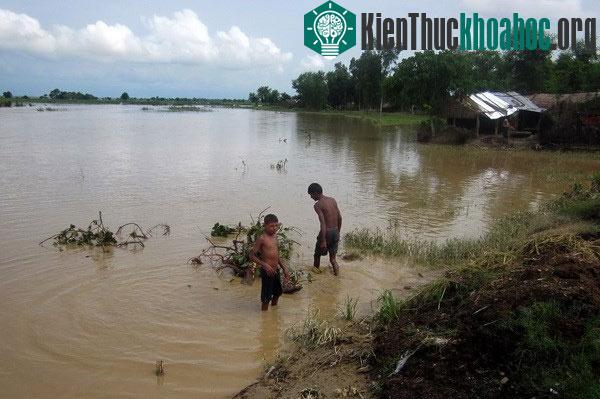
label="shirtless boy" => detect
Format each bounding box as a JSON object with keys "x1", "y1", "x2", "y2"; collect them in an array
[
  {"x1": 249, "y1": 214, "x2": 290, "y2": 311},
  {"x1": 307, "y1": 183, "x2": 342, "y2": 275}
]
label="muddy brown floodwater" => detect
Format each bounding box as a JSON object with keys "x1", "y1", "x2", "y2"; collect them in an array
[{"x1": 0, "y1": 105, "x2": 597, "y2": 398}]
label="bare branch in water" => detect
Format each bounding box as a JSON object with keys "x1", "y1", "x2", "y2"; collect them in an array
[
  {"x1": 116, "y1": 223, "x2": 148, "y2": 239},
  {"x1": 147, "y1": 224, "x2": 171, "y2": 236}
]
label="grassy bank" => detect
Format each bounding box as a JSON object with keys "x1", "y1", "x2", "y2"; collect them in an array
[
  {"x1": 303, "y1": 110, "x2": 428, "y2": 126},
  {"x1": 253, "y1": 105, "x2": 427, "y2": 127},
  {"x1": 365, "y1": 173, "x2": 600, "y2": 398},
  {"x1": 345, "y1": 210, "x2": 552, "y2": 268}
]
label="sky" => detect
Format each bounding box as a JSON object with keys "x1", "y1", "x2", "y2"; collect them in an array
[{"x1": 0, "y1": 0, "x2": 598, "y2": 98}]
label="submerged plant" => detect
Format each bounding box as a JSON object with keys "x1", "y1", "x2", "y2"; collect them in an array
[
  {"x1": 338, "y1": 295, "x2": 359, "y2": 321},
  {"x1": 40, "y1": 212, "x2": 170, "y2": 249},
  {"x1": 191, "y1": 208, "x2": 300, "y2": 278},
  {"x1": 210, "y1": 222, "x2": 238, "y2": 237},
  {"x1": 287, "y1": 308, "x2": 341, "y2": 348}
]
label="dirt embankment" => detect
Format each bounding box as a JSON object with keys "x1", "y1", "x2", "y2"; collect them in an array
[
  {"x1": 234, "y1": 321, "x2": 376, "y2": 399},
  {"x1": 375, "y1": 230, "x2": 600, "y2": 399}
]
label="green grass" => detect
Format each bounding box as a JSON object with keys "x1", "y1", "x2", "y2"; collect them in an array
[
  {"x1": 338, "y1": 295, "x2": 359, "y2": 321},
  {"x1": 251, "y1": 106, "x2": 427, "y2": 126},
  {"x1": 553, "y1": 172, "x2": 600, "y2": 220},
  {"x1": 499, "y1": 302, "x2": 600, "y2": 399},
  {"x1": 287, "y1": 308, "x2": 341, "y2": 348},
  {"x1": 376, "y1": 290, "x2": 402, "y2": 325},
  {"x1": 344, "y1": 208, "x2": 559, "y2": 268},
  {"x1": 303, "y1": 110, "x2": 428, "y2": 126}
]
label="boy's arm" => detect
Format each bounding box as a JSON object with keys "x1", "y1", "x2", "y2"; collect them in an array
[
  {"x1": 249, "y1": 236, "x2": 275, "y2": 276},
  {"x1": 335, "y1": 200, "x2": 342, "y2": 233},
  {"x1": 314, "y1": 203, "x2": 327, "y2": 249},
  {"x1": 278, "y1": 257, "x2": 290, "y2": 281}
]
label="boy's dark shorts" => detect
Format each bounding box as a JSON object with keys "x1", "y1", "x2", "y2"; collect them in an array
[
  {"x1": 261, "y1": 269, "x2": 282, "y2": 303},
  {"x1": 314, "y1": 228, "x2": 340, "y2": 257}
]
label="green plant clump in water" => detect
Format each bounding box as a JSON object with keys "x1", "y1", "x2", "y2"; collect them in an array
[
  {"x1": 167, "y1": 105, "x2": 211, "y2": 112},
  {"x1": 53, "y1": 223, "x2": 117, "y2": 247},
  {"x1": 210, "y1": 222, "x2": 237, "y2": 237},
  {"x1": 193, "y1": 211, "x2": 300, "y2": 277},
  {"x1": 287, "y1": 308, "x2": 341, "y2": 348},
  {"x1": 41, "y1": 212, "x2": 169, "y2": 249},
  {"x1": 338, "y1": 295, "x2": 359, "y2": 321}
]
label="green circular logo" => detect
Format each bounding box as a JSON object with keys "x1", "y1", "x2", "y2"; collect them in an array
[{"x1": 304, "y1": 1, "x2": 356, "y2": 59}]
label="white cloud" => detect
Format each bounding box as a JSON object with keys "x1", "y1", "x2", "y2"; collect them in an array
[
  {"x1": 460, "y1": 0, "x2": 584, "y2": 19},
  {"x1": 0, "y1": 8, "x2": 292, "y2": 69},
  {"x1": 0, "y1": 9, "x2": 56, "y2": 54},
  {"x1": 300, "y1": 54, "x2": 326, "y2": 71}
]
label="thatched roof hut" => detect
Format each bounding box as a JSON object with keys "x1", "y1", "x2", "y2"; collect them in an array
[{"x1": 527, "y1": 92, "x2": 600, "y2": 110}]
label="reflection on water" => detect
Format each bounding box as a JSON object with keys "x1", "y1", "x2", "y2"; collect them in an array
[{"x1": 0, "y1": 105, "x2": 597, "y2": 398}]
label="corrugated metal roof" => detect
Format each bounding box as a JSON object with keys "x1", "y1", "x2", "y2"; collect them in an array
[{"x1": 466, "y1": 91, "x2": 545, "y2": 120}]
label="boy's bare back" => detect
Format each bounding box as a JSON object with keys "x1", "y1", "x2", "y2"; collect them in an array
[{"x1": 315, "y1": 196, "x2": 341, "y2": 230}]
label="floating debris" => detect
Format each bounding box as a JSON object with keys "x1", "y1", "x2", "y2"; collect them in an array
[{"x1": 39, "y1": 212, "x2": 170, "y2": 249}]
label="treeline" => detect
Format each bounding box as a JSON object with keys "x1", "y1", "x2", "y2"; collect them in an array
[
  {"x1": 43, "y1": 88, "x2": 98, "y2": 101},
  {"x1": 0, "y1": 88, "x2": 250, "y2": 106},
  {"x1": 250, "y1": 46, "x2": 600, "y2": 112},
  {"x1": 248, "y1": 87, "x2": 293, "y2": 107}
]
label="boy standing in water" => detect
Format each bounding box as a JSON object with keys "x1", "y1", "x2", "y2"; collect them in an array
[
  {"x1": 308, "y1": 183, "x2": 342, "y2": 275},
  {"x1": 249, "y1": 214, "x2": 290, "y2": 311}
]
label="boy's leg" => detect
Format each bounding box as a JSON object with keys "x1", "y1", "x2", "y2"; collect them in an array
[
  {"x1": 313, "y1": 254, "x2": 321, "y2": 268},
  {"x1": 328, "y1": 230, "x2": 340, "y2": 276},
  {"x1": 313, "y1": 234, "x2": 322, "y2": 268},
  {"x1": 329, "y1": 253, "x2": 339, "y2": 276},
  {"x1": 271, "y1": 296, "x2": 280, "y2": 306},
  {"x1": 271, "y1": 273, "x2": 283, "y2": 307},
  {"x1": 261, "y1": 271, "x2": 272, "y2": 311}
]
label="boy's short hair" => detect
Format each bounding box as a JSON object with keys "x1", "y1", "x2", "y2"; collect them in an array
[
  {"x1": 307, "y1": 183, "x2": 323, "y2": 194},
  {"x1": 263, "y1": 214, "x2": 279, "y2": 225}
]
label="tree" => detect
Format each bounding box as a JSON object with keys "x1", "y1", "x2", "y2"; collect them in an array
[
  {"x1": 120, "y1": 92, "x2": 130, "y2": 101},
  {"x1": 3, "y1": 91, "x2": 12, "y2": 98},
  {"x1": 266, "y1": 89, "x2": 279, "y2": 105},
  {"x1": 292, "y1": 72, "x2": 328, "y2": 110},
  {"x1": 349, "y1": 51, "x2": 382, "y2": 110},
  {"x1": 377, "y1": 48, "x2": 400, "y2": 113},
  {"x1": 49, "y1": 88, "x2": 61, "y2": 99},
  {"x1": 503, "y1": 48, "x2": 553, "y2": 94},
  {"x1": 248, "y1": 92, "x2": 258, "y2": 104},
  {"x1": 326, "y1": 62, "x2": 354, "y2": 109},
  {"x1": 256, "y1": 86, "x2": 272, "y2": 104}
]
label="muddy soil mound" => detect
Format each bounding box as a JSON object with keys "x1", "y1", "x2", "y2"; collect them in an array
[
  {"x1": 375, "y1": 233, "x2": 600, "y2": 399},
  {"x1": 235, "y1": 323, "x2": 376, "y2": 399}
]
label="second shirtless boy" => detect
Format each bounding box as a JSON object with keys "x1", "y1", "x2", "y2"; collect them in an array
[
  {"x1": 249, "y1": 214, "x2": 290, "y2": 311},
  {"x1": 308, "y1": 183, "x2": 342, "y2": 276}
]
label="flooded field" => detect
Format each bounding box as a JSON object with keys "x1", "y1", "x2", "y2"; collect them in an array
[{"x1": 0, "y1": 105, "x2": 597, "y2": 397}]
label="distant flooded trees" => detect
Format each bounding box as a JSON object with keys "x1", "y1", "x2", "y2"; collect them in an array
[
  {"x1": 48, "y1": 88, "x2": 97, "y2": 101},
  {"x1": 248, "y1": 86, "x2": 294, "y2": 107}
]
